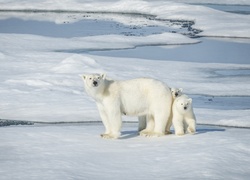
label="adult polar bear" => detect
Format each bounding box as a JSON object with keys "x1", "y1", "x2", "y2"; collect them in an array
[{"x1": 82, "y1": 73, "x2": 172, "y2": 139}]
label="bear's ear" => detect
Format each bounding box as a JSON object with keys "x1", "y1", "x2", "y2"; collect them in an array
[
  {"x1": 187, "y1": 98, "x2": 192, "y2": 103},
  {"x1": 101, "y1": 73, "x2": 106, "y2": 79},
  {"x1": 80, "y1": 74, "x2": 87, "y2": 80}
]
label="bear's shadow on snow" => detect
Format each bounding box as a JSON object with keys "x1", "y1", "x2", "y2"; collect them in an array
[
  {"x1": 196, "y1": 127, "x2": 226, "y2": 135},
  {"x1": 119, "y1": 127, "x2": 226, "y2": 139},
  {"x1": 120, "y1": 130, "x2": 139, "y2": 139}
]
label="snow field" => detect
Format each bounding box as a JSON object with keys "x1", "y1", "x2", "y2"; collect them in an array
[
  {"x1": 0, "y1": 1, "x2": 250, "y2": 179},
  {"x1": 0, "y1": 123, "x2": 250, "y2": 180},
  {"x1": 1, "y1": 0, "x2": 250, "y2": 38}
]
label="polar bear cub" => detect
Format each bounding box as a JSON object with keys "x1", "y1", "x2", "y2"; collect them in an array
[
  {"x1": 81, "y1": 73, "x2": 172, "y2": 139},
  {"x1": 172, "y1": 94, "x2": 196, "y2": 136},
  {"x1": 165, "y1": 88, "x2": 183, "y2": 134},
  {"x1": 170, "y1": 88, "x2": 183, "y2": 99}
]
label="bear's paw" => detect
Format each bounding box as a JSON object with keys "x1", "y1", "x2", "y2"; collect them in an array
[
  {"x1": 140, "y1": 131, "x2": 164, "y2": 137},
  {"x1": 175, "y1": 131, "x2": 185, "y2": 136},
  {"x1": 187, "y1": 127, "x2": 196, "y2": 134}
]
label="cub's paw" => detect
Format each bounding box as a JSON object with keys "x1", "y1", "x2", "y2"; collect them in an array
[
  {"x1": 187, "y1": 127, "x2": 196, "y2": 134},
  {"x1": 175, "y1": 131, "x2": 185, "y2": 136}
]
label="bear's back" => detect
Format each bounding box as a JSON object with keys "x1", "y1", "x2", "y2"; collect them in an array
[{"x1": 119, "y1": 78, "x2": 169, "y2": 96}]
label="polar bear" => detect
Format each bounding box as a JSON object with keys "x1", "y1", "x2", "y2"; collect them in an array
[
  {"x1": 81, "y1": 73, "x2": 172, "y2": 139},
  {"x1": 172, "y1": 94, "x2": 196, "y2": 136},
  {"x1": 170, "y1": 88, "x2": 183, "y2": 99},
  {"x1": 138, "y1": 87, "x2": 183, "y2": 134},
  {"x1": 165, "y1": 88, "x2": 184, "y2": 134}
]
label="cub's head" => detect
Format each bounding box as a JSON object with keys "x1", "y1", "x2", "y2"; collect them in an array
[
  {"x1": 81, "y1": 73, "x2": 106, "y2": 90},
  {"x1": 175, "y1": 96, "x2": 192, "y2": 114},
  {"x1": 170, "y1": 88, "x2": 183, "y2": 99}
]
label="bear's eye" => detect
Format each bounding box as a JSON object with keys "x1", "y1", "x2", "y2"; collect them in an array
[
  {"x1": 181, "y1": 103, "x2": 183, "y2": 105},
  {"x1": 97, "y1": 77, "x2": 100, "y2": 80},
  {"x1": 89, "y1": 77, "x2": 92, "y2": 80}
]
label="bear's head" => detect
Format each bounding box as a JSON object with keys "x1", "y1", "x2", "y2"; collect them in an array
[
  {"x1": 170, "y1": 88, "x2": 183, "y2": 99},
  {"x1": 81, "y1": 73, "x2": 106, "y2": 91},
  {"x1": 175, "y1": 96, "x2": 192, "y2": 114}
]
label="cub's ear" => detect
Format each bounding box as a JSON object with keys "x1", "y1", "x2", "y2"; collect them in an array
[
  {"x1": 101, "y1": 73, "x2": 106, "y2": 79},
  {"x1": 179, "y1": 88, "x2": 183, "y2": 92},
  {"x1": 187, "y1": 98, "x2": 192, "y2": 103}
]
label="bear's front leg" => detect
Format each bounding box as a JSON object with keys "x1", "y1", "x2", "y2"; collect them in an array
[
  {"x1": 172, "y1": 114, "x2": 185, "y2": 136},
  {"x1": 185, "y1": 118, "x2": 196, "y2": 134},
  {"x1": 97, "y1": 103, "x2": 112, "y2": 138},
  {"x1": 103, "y1": 100, "x2": 122, "y2": 139}
]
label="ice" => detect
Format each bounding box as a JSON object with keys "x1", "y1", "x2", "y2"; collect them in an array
[
  {"x1": 164, "y1": 0, "x2": 250, "y2": 5},
  {"x1": 0, "y1": 33, "x2": 200, "y2": 55},
  {"x1": 0, "y1": 123, "x2": 250, "y2": 179},
  {"x1": 0, "y1": 0, "x2": 250, "y2": 38},
  {"x1": 1, "y1": 53, "x2": 249, "y2": 126},
  {"x1": 0, "y1": 1, "x2": 250, "y2": 179}
]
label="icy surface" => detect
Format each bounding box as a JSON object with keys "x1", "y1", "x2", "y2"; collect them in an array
[
  {"x1": 0, "y1": 1, "x2": 250, "y2": 179},
  {"x1": 1, "y1": 123, "x2": 250, "y2": 180},
  {"x1": 1, "y1": 53, "x2": 250, "y2": 126},
  {"x1": 0, "y1": 0, "x2": 250, "y2": 38},
  {"x1": 0, "y1": 0, "x2": 249, "y2": 127}
]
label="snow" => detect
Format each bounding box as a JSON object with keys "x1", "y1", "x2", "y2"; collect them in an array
[
  {"x1": 0, "y1": 33, "x2": 200, "y2": 54},
  {"x1": 1, "y1": 123, "x2": 250, "y2": 179},
  {"x1": 164, "y1": 0, "x2": 250, "y2": 5},
  {"x1": 1, "y1": 53, "x2": 250, "y2": 125},
  {"x1": 0, "y1": 0, "x2": 250, "y2": 38},
  {"x1": 0, "y1": 0, "x2": 250, "y2": 179}
]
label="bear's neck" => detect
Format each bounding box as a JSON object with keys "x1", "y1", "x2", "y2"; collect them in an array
[{"x1": 85, "y1": 83, "x2": 106, "y2": 102}]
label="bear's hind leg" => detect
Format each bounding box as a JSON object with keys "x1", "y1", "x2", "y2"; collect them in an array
[
  {"x1": 140, "y1": 115, "x2": 155, "y2": 137},
  {"x1": 151, "y1": 112, "x2": 168, "y2": 137},
  {"x1": 165, "y1": 112, "x2": 173, "y2": 135}
]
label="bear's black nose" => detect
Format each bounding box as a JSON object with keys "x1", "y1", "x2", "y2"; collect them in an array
[
  {"x1": 175, "y1": 92, "x2": 178, "y2": 97},
  {"x1": 93, "y1": 81, "x2": 98, "y2": 86},
  {"x1": 184, "y1": 106, "x2": 187, "y2": 110}
]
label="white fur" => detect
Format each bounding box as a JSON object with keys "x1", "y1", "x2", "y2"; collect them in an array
[
  {"x1": 82, "y1": 73, "x2": 172, "y2": 139},
  {"x1": 165, "y1": 87, "x2": 184, "y2": 134},
  {"x1": 170, "y1": 88, "x2": 183, "y2": 99},
  {"x1": 172, "y1": 94, "x2": 196, "y2": 136}
]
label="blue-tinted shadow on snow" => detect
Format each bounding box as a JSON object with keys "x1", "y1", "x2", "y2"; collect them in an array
[
  {"x1": 195, "y1": 127, "x2": 226, "y2": 135},
  {"x1": 120, "y1": 130, "x2": 139, "y2": 139}
]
